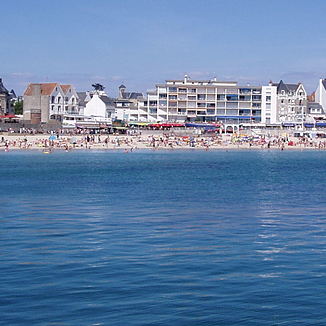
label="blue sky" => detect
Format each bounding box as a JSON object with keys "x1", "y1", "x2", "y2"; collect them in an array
[{"x1": 1, "y1": 0, "x2": 326, "y2": 95}]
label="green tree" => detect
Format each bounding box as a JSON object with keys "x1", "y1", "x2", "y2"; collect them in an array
[{"x1": 14, "y1": 100, "x2": 23, "y2": 115}]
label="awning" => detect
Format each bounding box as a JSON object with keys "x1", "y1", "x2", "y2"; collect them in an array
[
  {"x1": 185, "y1": 123, "x2": 219, "y2": 128},
  {"x1": 0, "y1": 114, "x2": 18, "y2": 119}
]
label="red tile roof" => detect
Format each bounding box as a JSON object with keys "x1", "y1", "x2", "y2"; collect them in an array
[
  {"x1": 60, "y1": 84, "x2": 71, "y2": 94},
  {"x1": 24, "y1": 83, "x2": 59, "y2": 96}
]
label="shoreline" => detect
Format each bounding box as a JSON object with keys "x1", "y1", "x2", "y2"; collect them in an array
[{"x1": 0, "y1": 133, "x2": 324, "y2": 152}]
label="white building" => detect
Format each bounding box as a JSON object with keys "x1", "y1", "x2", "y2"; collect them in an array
[
  {"x1": 272, "y1": 80, "x2": 307, "y2": 126},
  {"x1": 128, "y1": 75, "x2": 277, "y2": 131},
  {"x1": 314, "y1": 79, "x2": 326, "y2": 113},
  {"x1": 84, "y1": 92, "x2": 115, "y2": 119},
  {"x1": 114, "y1": 84, "x2": 143, "y2": 121}
]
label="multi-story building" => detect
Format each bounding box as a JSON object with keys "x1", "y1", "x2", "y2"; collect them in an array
[
  {"x1": 0, "y1": 78, "x2": 15, "y2": 115},
  {"x1": 114, "y1": 84, "x2": 143, "y2": 121},
  {"x1": 23, "y1": 83, "x2": 80, "y2": 123},
  {"x1": 314, "y1": 79, "x2": 326, "y2": 113},
  {"x1": 135, "y1": 75, "x2": 277, "y2": 131},
  {"x1": 272, "y1": 80, "x2": 307, "y2": 126}
]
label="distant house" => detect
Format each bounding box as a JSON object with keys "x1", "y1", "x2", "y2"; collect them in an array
[
  {"x1": 0, "y1": 78, "x2": 14, "y2": 115},
  {"x1": 84, "y1": 92, "x2": 115, "y2": 119},
  {"x1": 23, "y1": 83, "x2": 80, "y2": 123},
  {"x1": 314, "y1": 79, "x2": 326, "y2": 112},
  {"x1": 272, "y1": 80, "x2": 307, "y2": 124},
  {"x1": 115, "y1": 84, "x2": 143, "y2": 121}
]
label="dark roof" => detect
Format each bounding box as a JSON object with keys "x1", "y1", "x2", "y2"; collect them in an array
[
  {"x1": 9, "y1": 89, "x2": 16, "y2": 98},
  {"x1": 99, "y1": 95, "x2": 115, "y2": 106},
  {"x1": 273, "y1": 80, "x2": 300, "y2": 93},
  {"x1": 322, "y1": 79, "x2": 326, "y2": 90},
  {"x1": 77, "y1": 92, "x2": 87, "y2": 105},
  {"x1": 0, "y1": 78, "x2": 9, "y2": 94},
  {"x1": 119, "y1": 84, "x2": 126, "y2": 89},
  {"x1": 122, "y1": 92, "x2": 143, "y2": 99}
]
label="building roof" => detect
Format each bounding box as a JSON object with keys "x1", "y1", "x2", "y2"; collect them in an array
[
  {"x1": 273, "y1": 80, "x2": 300, "y2": 93},
  {"x1": 322, "y1": 79, "x2": 326, "y2": 90},
  {"x1": 77, "y1": 92, "x2": 87, "y2": 106},
  {"x1": 24, "y1": 83, "x2": 58, "y2": 96},
  {"x1": 119, "y1": 84, "x2": 126, "y2": 89},
  {"x1": 121, "y1": 92, "x2": 143, "y2": 99},
  {"x1": 99, "y1": 95, "x2": 115, "y2": 106},
  {"x1": 0, "y1": 78, "x2": 9, "y2": 94},
  {"x1": 60, "y1": 84, "x2": 71, "y2": 94}
]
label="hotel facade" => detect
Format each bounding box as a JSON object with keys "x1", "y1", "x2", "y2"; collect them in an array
[{"x1": 127, "y1": 75, "x2": 278, "y2": 131}]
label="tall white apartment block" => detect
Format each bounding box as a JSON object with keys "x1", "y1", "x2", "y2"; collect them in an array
[
  {"x1": 137, "y1": 75, "x2": 276, "y2": 128},
  {"x1": 261, "y1": 84, "x2": 277, "y2": 124}
]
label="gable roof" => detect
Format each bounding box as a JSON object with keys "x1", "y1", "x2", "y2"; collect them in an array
[
  {"x1": 0, "y1": 78, "x2": 9, "y2": 94},
  {"x1": 24, "y1": 83, "x2": 59, "y2": 96},
  {"x1": 273, "y1": 80, "x2": 300, "y2": 94},
  {"x1": 60, "y1": 84, "x2": 71, "y2": 94},
  {"x1": 321, "y1": 79, "x2": 326, "y2": 90},
  {"x1": 77, "y1": 92, "x2": 87, "y2": 106}
]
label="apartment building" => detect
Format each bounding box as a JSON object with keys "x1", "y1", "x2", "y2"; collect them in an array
[
  {"x1": 135, "y1": 75, "x2": 277, "y2": 130},
  {"x1": 272, "y1": 80, "x2": 307, "y2": 126}
]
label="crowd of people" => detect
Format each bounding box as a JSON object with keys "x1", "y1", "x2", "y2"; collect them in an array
[{"x1": 1, "y1": 131, "x2": 326, "y2": 152}]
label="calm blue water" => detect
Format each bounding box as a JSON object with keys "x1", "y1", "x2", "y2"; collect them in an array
[{"x1": 1, "y1": 150, "x2": 326, "y2": 325}]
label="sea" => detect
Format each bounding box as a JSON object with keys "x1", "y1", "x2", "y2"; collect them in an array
[{"x1": 1, "y1": 150, "x2": 326, "y2": 326}]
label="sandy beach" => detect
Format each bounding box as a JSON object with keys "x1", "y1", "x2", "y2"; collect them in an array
[{"x1": 0, "y1": 133, "x2": 325, "y2": 151}]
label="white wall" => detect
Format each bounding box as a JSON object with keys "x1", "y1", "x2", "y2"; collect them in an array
[
  {"x1": 261, "y1": 85, "x2": 277, "y2": 124},
  {"x1": 84, "y1": 94, "x2": 107, "y2": 117},
  {"x1": 315, "y1": 79, "x2": 326, "y2": 111}
]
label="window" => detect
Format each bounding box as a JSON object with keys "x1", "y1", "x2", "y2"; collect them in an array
[
  {"x1": 51, "y1": 96, "x2": 55, "y2": 103},
  {"x1": 65, "y1": 97, "x2": 68, "y2": 102},
  {"x1": 57, "y1": 96, "x2": 61, "y2": 103},
  {"x1": 239, "y1": 95, "x2": 251, "y2": 101},
  {"x1": 226, "y1": 94, "x2": 238, "y2": 101},
  {"x1": 169, "y1": 87, "x2": 177, "y2": 92},
  {"x1": 266, "y1": 96, "x2": 271, "y2": 101}
]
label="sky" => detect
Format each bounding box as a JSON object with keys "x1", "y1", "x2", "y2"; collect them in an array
[{"x1": 1, "y1": 0, "x2": 326, "y2": 96}]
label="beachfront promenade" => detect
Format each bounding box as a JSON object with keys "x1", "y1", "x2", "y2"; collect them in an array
[{"x1": 1, "y1": 132, "x2": 325, "y2": 151}]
